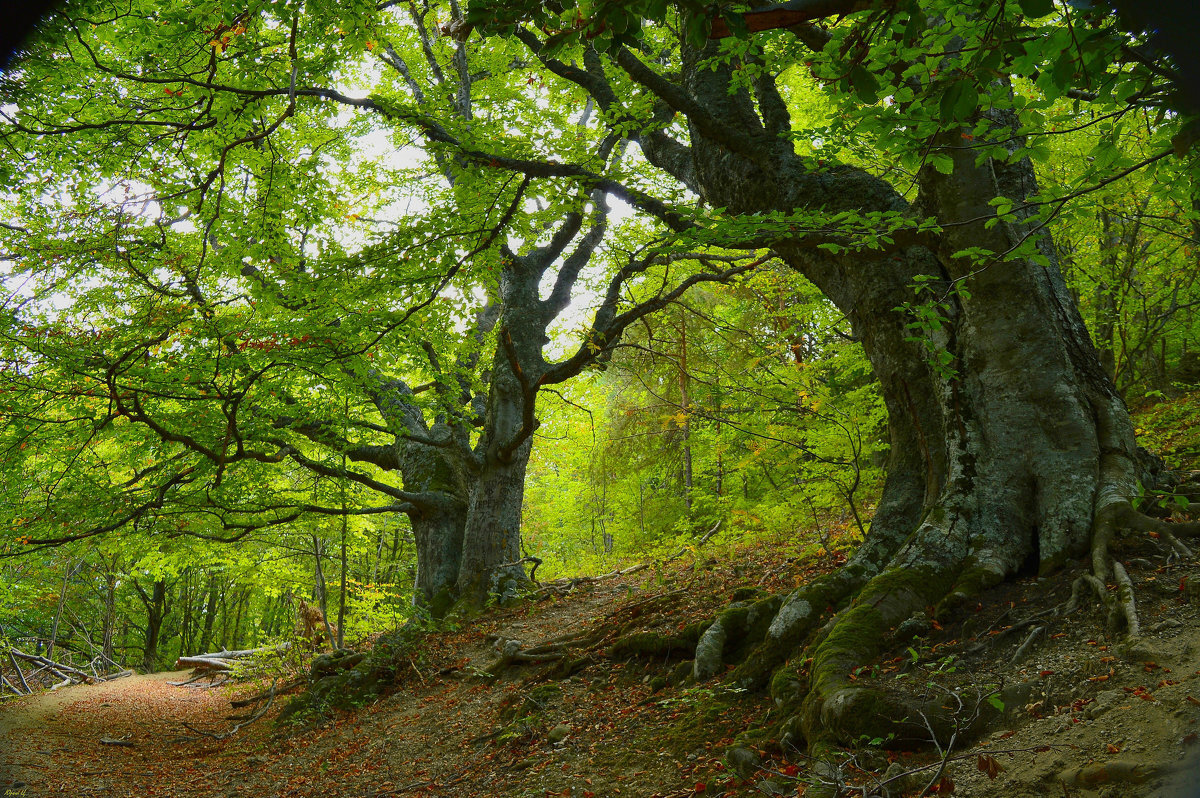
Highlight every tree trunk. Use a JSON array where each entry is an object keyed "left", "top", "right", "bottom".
[
  {"left": 453, "top": 343, "right": 532, "bottom": 602},
  {"left": 455, "top": 444, "right": 531, "bottom": 602},
  {"left": 197, "top": 575, "right": 219, "bottom": 654},
  {"left": 45, "top": 562, "right": 71, "bottom": 661},
  {"left": 453, "top": 258, "right": 548, "bottom": 604},
  {"left": 138, "top": 579, "right": 168, "bottom": 673},
  {"left": 412, "top": 499, "right": 468, "bottom": 616},
  {"left": 678, "top": 308, "right": 694, "bottom": 511},
  {"left": 100, "top": 571, "right": 117, "bottom": 663},
  {"left": 616, "top": 39, "right": 1185, "bottom": 753}
]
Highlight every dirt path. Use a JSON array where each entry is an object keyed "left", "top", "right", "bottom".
[
  {"left": 9, "top": 554, "right": 1199, "bottom": 798},
  {"left": 0, "top": 670, "right": 265, "bottom": 797},
  {"left": 0, "top": 581, "right": 712, "bottom": 798}
]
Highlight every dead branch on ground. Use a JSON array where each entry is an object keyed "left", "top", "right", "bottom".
[{"left": 178, "top": 679, "right": 277, "bottom": 741}]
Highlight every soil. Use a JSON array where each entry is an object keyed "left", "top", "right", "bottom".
[{"left": 3, "top": 539, "right": 1200, "bottom": 798}]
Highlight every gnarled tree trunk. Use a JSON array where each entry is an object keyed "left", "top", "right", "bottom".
[{"left": 611, "top": 38, "right": 1191, "bottom": 753}]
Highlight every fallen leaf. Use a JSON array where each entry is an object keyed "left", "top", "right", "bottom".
[{"left": 977, "top": 753, "right": 1004, "bottom": 779}]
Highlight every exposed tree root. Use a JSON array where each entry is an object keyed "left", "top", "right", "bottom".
[
  {"left": 680, "top": 453, "right": 1199, "bottom": 765},
  {"left": 474, "top": 590, "right": 688, "bottom": 681},
  {"left": 533, "top": 563, "right": 649, "bottom": 598}
]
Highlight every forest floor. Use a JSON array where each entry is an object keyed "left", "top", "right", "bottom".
[{"left": 3, "top": 535, "right": 1200, "bottom": 798}]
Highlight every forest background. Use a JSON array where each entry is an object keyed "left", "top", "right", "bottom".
[{"left": 0, "top": 0, "right": 1198, "bottom": 703}]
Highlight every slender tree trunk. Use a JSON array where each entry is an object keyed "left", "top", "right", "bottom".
[
  {"left": 337, "top": 460, "right": 349, "bottom": 649},
  {"left": 197, "top": 575, "right": 219, "bottom": 654},
  {"left": 46, "top": 561, "right": 71, "bottom": 661},
  {"left": 101, "top": 571, "right": 117, "bottom": 663},
  {"left": 678, "top": 308, "right": 693, "bottom": 511},
  {"left": 138, "top": 580, "right": 168, "bottom": 673},
  {"left": 312, "top": 533, "right": 336, "bottom": 647},
  {"left": 1096, "top": 209, "right": 1120, "bottom": 381},
  {"left": 178, "top": 570, "right": 192, "bottom": 656},
  {"left": 217, "top": 589, "right": 229, "bottom": 651},
  {"left": 230, "top": 587, "right": 247, "bottom": 650}
]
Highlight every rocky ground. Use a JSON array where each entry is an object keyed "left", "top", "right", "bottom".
[{"left": 3, "top": 535, "right": 1200, "bottom": 798}]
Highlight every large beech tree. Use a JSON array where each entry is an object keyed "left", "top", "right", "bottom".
[
  {"left": 449, "top": 0, "right": 1200, "bottom": 753},
  {"left": 3, "top": 0, "right": 1200, "bottom": 755},
  {"left": 0, "top": 0, "right": 752, "bottom": 611}
]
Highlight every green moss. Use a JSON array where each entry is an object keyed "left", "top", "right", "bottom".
[
  {"left": 428, "top": 586, "right": 456, "bottom": 621},
  {"left": 670, "top": 659, "right": 694, "bottom": 685},
  {"left": 717, "top": 603, "right": 751, "bottom": 631},
  {"left": 935, "top": 557, "right": 1011, "bottom": 617},
  {"left": 731, "top": 585, "right": 761, "bottom": 602},
  {"left": 808, "top": 603, "right": 887, "bottom": 699},
  {"left": 500, "top": 682, "right": 562, "bottom": 721},
  {"left": 679, "top": 620, "right": 713, "bottom": 645},
  {"left": 856, "top": 564, "right": 953, "bottom": 611},
  {"left": 608, "top": 628, "right": 704, "bottom": 659},
  {"left": 768, "top": 662, "right": 807, "bottom": 710}
]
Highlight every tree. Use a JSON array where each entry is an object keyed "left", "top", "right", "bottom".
[
  {"left": 0, "top": 0, "right": 752, "bottom": 615},
  {"left": 452, "top": 0, "right": 1200, "bottom": 751}
]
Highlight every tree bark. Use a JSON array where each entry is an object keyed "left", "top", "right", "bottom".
[
  {"left": 136, "top": 579, "right": 169, "bottom": 673},
  {"left": 454, "top": 343, "right": 535, "bottom": 602},
  {"left": 100, "top": 570, "right": 117, "bottom": 664},
  {"left": 540, "top": 32, "right": 1179, "bottom": 752},
  {"left": 197, "top": 575, "right": 219, "bottom": 655}
]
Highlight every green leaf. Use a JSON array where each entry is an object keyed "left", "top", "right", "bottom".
[
  {"left": 903, "top": 9, "right": 927, "bottom": 43},
  {"left": 939, "top": 81, "right": 979, "bottom": 122},
  {"left": 849, "top": 65, "right": 880, "bottom": 104},
  {"left": 1018, "top": 0, "right": 1055, "bottom": 18},
  {"left": 685, "top": 14, "right": 710, "bottom": 48}
]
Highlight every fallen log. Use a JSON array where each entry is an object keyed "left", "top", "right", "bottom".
[
  {"left": 172, "top": 643, "right": 290, "bottom": 672},
  {"left": 173, "top": 656, "right": 238, "bottom": 672},
  {"left": 9, "top": 649, "right": 96, "bottom": 685},
  {"left": 8, "top": 650, "right": 31, "bottom": 694},
  {"left": 99, "top": 669, "right": 133, "bottom": 682}
]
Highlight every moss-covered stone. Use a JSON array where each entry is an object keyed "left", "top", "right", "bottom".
[
  {"left": 768, "top": 663, "right": 806, "bottom": 710},
  {"left": 670, "top": 659, "right": 693, "bottom": 685},
  {"left": 731, "top": 585, "right": 761, "bottom": 602}
]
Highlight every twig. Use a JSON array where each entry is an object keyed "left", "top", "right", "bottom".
[
  {"left": 7, "top": 650, "right": 30, "bottom": 694},
  {"left": 408, "top": 658, "right": 427, "bottom": 685},
  {"left": 99, "top": 736, "right": 136, "bottom": 747},
  {"left": 662, "top": 519, "right": 722, "bottom": 563},
  {"left": 1010, "top": 625, "right": 1046, "bottom": 664},
  {"left": 179, "top": 679, "right": 277, "bottom": 741}
]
